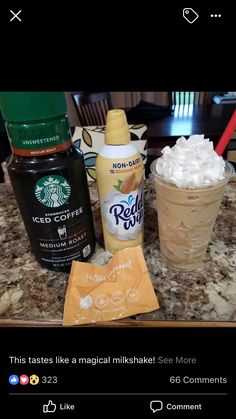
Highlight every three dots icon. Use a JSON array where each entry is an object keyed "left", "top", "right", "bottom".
[{"left": 210, "top": 14, "right": 222, "bottom": 18}]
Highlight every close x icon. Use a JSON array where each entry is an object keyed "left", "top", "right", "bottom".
[{"left": 9, "top": 10, "right": 22, "bottom": 22}]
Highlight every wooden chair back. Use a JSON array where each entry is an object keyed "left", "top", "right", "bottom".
[{"left": 72, "top": 92, "right": 112, "bottom": 125}]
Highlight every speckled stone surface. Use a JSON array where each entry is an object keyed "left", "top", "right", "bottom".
[{"left": 0, "top": 178, "right": 236, "bottom": 322}]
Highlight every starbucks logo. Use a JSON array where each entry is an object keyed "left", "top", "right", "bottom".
[{"left": 35, "top": 175, "right": 71, "bottom": 207}]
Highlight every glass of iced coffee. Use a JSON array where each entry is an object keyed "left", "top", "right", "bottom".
[{"left": 151, "top": 135, "right": 235, "bottom": 271}]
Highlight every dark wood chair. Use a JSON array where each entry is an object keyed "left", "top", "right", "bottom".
[{"left": 72, "top": 92, "right": 112, "bottom": 126}]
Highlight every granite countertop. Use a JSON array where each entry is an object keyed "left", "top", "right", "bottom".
[{"left": 0, "top": 178, "right": 236, "bottom": 324}]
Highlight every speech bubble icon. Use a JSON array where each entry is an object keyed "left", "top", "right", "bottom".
[{"left": 150, "top": 400, "right": 163, "bottom": 412}]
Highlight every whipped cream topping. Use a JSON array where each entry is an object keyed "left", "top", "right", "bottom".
[{"left": 156, "top": 135, "right": 226, "bottom": 188}]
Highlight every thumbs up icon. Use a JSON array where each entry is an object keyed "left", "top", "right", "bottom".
[{"left": 43, "top": 400, "right": 57, "bottom": 413}]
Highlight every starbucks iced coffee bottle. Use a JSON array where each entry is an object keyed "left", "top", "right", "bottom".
[
  {"left": 96, "top": 109, "right": 144, "bottom": 253},
  {"left": 0, "top": 92, "right": 96, "bottom": 272}
]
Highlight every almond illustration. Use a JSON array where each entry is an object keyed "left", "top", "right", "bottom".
[{"left": 120, "top": 172, "right": 136, "bottom": 194}]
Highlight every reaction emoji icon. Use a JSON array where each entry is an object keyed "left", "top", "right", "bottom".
[
  {"left": 19, "top": 374, "right": 29, "bottom": 385},
  {"left": 9, "top": 375, "right": 19, "bottom": 385},
  {"left": 30, "top": 374, "right": 40, "bottom": 385}
]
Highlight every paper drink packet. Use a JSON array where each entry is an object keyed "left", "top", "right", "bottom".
[{"left": 63, "top": 246, "right": 159, "bottom": 325}]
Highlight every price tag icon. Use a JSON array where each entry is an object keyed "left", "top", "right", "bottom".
[{"left": 183, "top": 8, "right": 199, "bottom": 24}]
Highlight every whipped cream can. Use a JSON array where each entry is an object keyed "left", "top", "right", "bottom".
[{"left": 96, "top": 110, "right": 144, "bottom": 254}]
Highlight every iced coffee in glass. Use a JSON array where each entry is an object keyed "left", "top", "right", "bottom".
[{"left": 151, "top": 135, "right": 235, "bottom": 271}]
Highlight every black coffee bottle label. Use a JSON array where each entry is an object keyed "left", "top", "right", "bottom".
[{"left": 8, "top": 149, "right": 96, "bottom": 272}]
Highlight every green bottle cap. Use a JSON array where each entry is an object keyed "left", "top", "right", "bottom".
[{"left": 0, "top": 92, "right": 67, "bottom": 122}]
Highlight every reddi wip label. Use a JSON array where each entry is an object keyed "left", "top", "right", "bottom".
[{"left": 96, "top": 153, "right": 144, "bottom": 253}]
